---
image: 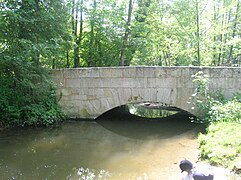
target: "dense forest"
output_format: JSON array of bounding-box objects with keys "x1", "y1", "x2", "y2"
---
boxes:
[
  {"x1": 0, "y1": 0, "x2": 240, "y2": 127},
  {"x1": 1, "y1": 0, "x2": 240, "y2": 68}
]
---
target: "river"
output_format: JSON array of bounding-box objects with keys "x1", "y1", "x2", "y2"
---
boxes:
[{"x1": 0, "y1": 107, "x2": 204, "y2": 180}]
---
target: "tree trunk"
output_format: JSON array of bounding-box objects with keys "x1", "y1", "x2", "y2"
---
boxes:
[
  {"x1": 119, "y1": 0, "x2": 133, "y2": 66},
  {"x1": 52, "y1": 58, "x2": 55, "y2": 69},
  {"x1": 217, "y1": 11, "x2": 225, "y2": 66},
  {"x1": 163, "y1": 51, "x2": 168, "y2": 66},
  {"x1": 228, "y1": 0, "x2": 239, "y2": 64},
  {"x1": 195, "y1": 0, "x2": 200, "y2": 66},
  {"x1": 71, "y1": 0, "x2": 75, "y2": 35},
  {"x1": 73, "y1": 0, "x2": 79, "y2": 68},
  {"x1": 88, "y1": 0, "x2": 96, "y2": 67},
  {"x1": 66, "y1": 51, "x2": 70, "y2": 68},
  {"x1": 74, "y1": 0, "x2": 83, "y2": 68},
  {"x1": 212, "y1": 1, "x2": 217, "y2": 65},
  {"x1": 79, "y1": 0, "x2": 83, "y2": 47}
]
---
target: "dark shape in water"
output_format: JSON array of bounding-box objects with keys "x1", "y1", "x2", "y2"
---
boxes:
[{"x1": 96, "y1": 106, "x2": 200, "y2": 140}]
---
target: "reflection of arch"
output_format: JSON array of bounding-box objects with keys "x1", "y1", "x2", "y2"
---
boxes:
[
  {"x1": 96, "y1": 106, "x2": 198, "y2": 140},
  {"x1": 96, "y1": 101, "x2": 187, "y2": 120},
  {"x1": 127, "y1": 103, "x2": 184, "y2": 118}
]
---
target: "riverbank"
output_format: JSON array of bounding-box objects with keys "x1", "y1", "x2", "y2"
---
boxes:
[
  {"x1": 167, "y1": 123, "x2": 240, "y2": 180},
  {"x1": 197, "y1": 122, "x2": 241, "y2": 180}
]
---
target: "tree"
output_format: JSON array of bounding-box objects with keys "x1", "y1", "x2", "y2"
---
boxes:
[
  {"x1": 73, "y1": 0, "x2": 128, "y2": 67},
  {"x1": 204, "y1": 0, "x2": 241, "y2": 66},
  {"x1": 63, "y1": 0, "x2": 241, "y2": 67},
  {"x1": 1, "y1": 0, "x2": 71, "y2": 66},
  {"x1": 228, "y1": 0, "x2": 240, "y2": 65},
  {"x1": 0, "y1": 0, "x2": 70, "y2": 127},
  {"x1": 71, "y1": 0, "x2": 84, "y2": 68},
  {"x1": 120, "y1": 0, "x2": 134, "y2": 66},
  {"x1": 195, "y1": 0, "x2": 201, "y2": 65}
]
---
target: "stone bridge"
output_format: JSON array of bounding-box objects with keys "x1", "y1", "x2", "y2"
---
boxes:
[{"x1": 51, "y1": 66, "x2": 241, "y2": 119}]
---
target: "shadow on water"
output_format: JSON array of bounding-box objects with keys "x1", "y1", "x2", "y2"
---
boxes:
[
  {"x1": 0, "y1": 106, "x2": 206, "y2": 179},
  {"x1": 96, "y1": 106, "x2": 204, "y2": 140}
]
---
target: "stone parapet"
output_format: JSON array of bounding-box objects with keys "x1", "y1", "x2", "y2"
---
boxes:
[{"x1": 51, "y1": 67, "x2": 241, "y2": 119}]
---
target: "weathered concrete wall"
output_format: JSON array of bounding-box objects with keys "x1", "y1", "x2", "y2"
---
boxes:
[{"x1": 51, "y1": 66, "x2": 241, "y2": 119}]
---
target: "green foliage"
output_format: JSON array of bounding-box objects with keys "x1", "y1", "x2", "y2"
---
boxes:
[
  {"x1": 2, "y1": 0, "x2": 239, "y2": 67},
  {"x1": 198, "y1": 122, "x2": 241, "y2": 168},
  {"x1": 192, "y1": 71, "x2": 210, "y2": 96},
  {"x1": 209, "y1": 99, "x2": 241, "y2": 123},
  {"x1": 2, "y1": 0, "x2": 239, "y2": 68},
  {"x1": 128, "y1": 104, "x2": 177, "y2": 118},
  {"x1": 233, "y1": 92, "x2": 241, "y2": 102},
  {"x1": 191, "y1": 71, "x2": 241, "y2": 125},
  {"x1": 130, "y1": 0, "x2": 241, "y2": 66},
  {"x1": 190, "y1": 71, "x2": 220, "y2": 125},
  {"x1": 0, "y1": 0, "x2": 72, "y2": 68},
  {"x1": 192, "y1": 71, "x2": 241, "y2": 170},
  {"x1": 79, "y1": 0, "x2": 128, "y2": 67},
  {"x1": 0, "y1": 57, "x2": 64, "y2": 128},
  {"x1": 0, "y1": 1, "x2": 67, "y2": 128}
]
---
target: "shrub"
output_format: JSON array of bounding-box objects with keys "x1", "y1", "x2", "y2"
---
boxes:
[
  {"x1": 209, "y1": 99, "x2": 241, "y2": 123},
  {"x1": 191, "y1": 71, "x2": 240, "y2": 125},
  {"x1": 0, "y1": 58, "x2": 64, "y2": 128},
  {"x1": 191, "y1": 71, "x2": 222, "y2": 125}
]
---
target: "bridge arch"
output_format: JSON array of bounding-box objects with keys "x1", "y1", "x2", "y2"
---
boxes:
[{"x1": 51, "y1": 66, "x2": 241, "y2": 119}]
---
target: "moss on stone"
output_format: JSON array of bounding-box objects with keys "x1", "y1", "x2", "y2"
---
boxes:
[{"x1": 80, "y1": 108, "x2": 91, "y2": 117}]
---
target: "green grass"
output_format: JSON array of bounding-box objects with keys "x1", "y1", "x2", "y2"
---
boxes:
[{"x1": 198, "y1": 122, "x2": 241, "y2": 169}]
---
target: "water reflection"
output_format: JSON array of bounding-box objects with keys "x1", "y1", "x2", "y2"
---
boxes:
[
  {"x1": 0, "y1": 107, "x2": 203, "y2": 180},
  {"x1": 128, "y1": 103, "x2": 180, "y2": 118},
  {"x1": 96, "y1": 106, "x2": 198, "y2": 139}
]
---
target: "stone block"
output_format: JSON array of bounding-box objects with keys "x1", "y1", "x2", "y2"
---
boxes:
[
  {"x1": 156, "y1": 88, "x2": 178, "y2": 105},
  {"x1": 100, "y1": 67, "x2": 123, "y2": 77},
  {"x1": 209, "y1": 68, "x2": 233, "y2": 78},
  {"x1": 117, "y1": 88, "x2": 132, "y2": 102},
  {"x1": 66, "y1": 78, "x2": 80, "y2": 88},
  {"x1": 233, "y1": 68, "x2": 241, "y2": 77},
  {"x1": 155, "y1": 77, "x2": 177, "y2": 88},
  {"x1": 77, "y1": 68, "x2": 100, "y2": 78},
  {"x1": 143, "y1": 67, "x2": 155, "y2": 77},
  {"x1": 144, "y1": 78, "x2": 156, "y2": 88},
  {"x1": 122, "y1": 67, "x2": 134, "y2": 78},
  {"x1": 51, "y1": 67, "x2": 241, "y2": 119},
  {"x1": 135, "y1": 67, "x2": 144, "y2": 77},
  {"x1": 177, "y1": 77, "x2": 194, "y2": 88}
]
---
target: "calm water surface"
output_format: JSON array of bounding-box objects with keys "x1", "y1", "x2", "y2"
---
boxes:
[{"x1": 0, "y1": 111, "x2": 202, "y2": 180}]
